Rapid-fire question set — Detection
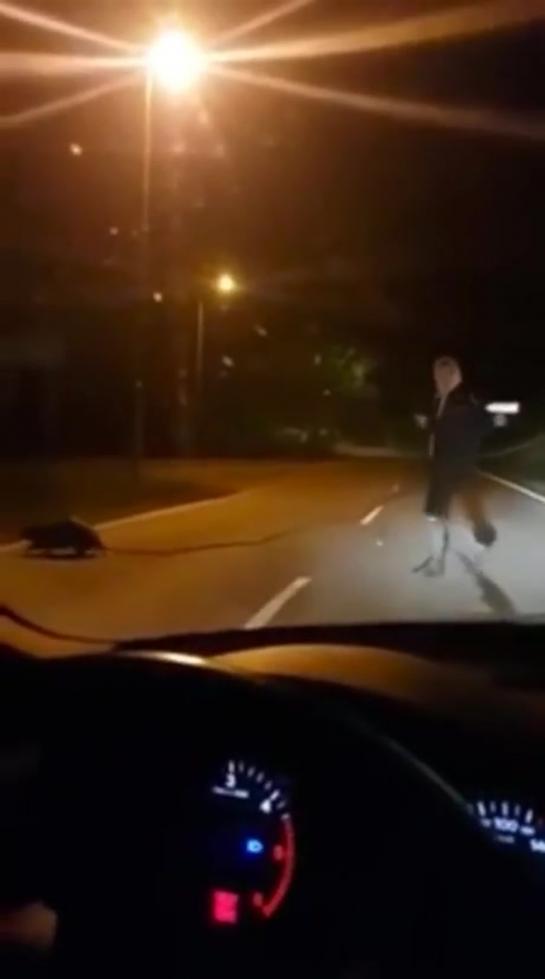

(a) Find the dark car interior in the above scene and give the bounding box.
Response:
[2,622,545,978]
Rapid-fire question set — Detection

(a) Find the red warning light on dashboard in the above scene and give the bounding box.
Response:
[211,889,239,925]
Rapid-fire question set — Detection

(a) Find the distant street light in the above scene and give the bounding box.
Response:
[215,271,238,296]
[195,272,242,450]
[486,402,520,415]
[146,29,207,93]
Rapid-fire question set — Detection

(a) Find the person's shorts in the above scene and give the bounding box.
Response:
[424,467,470,519]
[424,467,498,547]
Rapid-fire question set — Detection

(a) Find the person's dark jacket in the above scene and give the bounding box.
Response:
[431,384,491,473]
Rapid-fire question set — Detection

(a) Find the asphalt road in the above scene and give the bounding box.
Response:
[1,459,544,655]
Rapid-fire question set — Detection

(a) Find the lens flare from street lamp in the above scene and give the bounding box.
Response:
[147,29,207,92]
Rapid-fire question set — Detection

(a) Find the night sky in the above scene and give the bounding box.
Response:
[1,2,544,399]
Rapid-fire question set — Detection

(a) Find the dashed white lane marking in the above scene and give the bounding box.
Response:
[245,577,311,630]
[481,471,545,505]
[360,505,384,526]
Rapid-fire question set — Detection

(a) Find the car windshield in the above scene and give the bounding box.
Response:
[1,1,543,652]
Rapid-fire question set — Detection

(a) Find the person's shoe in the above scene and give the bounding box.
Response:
[413,555,446,576]
[474,521,497,548]
[423,555,446,577]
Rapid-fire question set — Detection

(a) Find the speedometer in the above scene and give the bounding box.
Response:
[206,759,295,927]
[471,798,545,857]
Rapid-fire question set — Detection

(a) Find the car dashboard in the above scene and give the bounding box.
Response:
[305,678,545,874]
[2,643,545,977]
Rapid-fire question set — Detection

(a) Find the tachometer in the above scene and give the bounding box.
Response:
[471,798,545,857]
[207,759,295,926]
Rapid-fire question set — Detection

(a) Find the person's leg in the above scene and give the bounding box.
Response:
[418,469,452,575]
[427,515,449,555]
[425,515,450,573]
[459,476,497,564]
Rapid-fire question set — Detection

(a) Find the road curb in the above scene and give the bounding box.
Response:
[96,491,234,531]
[0,486,256,555]
[0,541,24,555]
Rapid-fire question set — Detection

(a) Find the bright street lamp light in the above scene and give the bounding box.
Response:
[215,272,238,295]
[146,29,207,93]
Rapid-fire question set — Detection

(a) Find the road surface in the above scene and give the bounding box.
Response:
[0,459,543,654]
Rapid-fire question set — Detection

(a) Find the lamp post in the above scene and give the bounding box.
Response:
[194,273,240,451]
[131,29,208,465]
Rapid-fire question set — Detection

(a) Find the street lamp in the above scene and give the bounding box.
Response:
[215,272,238,296]
[130,29,207,466]
[146,29,207,93]
[195,273,241,450]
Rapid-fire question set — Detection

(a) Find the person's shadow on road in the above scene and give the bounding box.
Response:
[457,552,517,618]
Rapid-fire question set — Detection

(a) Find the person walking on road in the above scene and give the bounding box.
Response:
[415,356,498,577]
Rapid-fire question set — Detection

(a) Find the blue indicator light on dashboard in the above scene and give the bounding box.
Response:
[245,838,264,856]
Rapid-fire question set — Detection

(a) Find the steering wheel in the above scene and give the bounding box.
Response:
[0,650,542,979]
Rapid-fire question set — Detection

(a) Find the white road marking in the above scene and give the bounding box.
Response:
[481,471,545,505]
[360,504,384,526]
[245,576,311,630]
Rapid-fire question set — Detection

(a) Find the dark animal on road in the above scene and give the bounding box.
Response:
[21,519,105,558]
